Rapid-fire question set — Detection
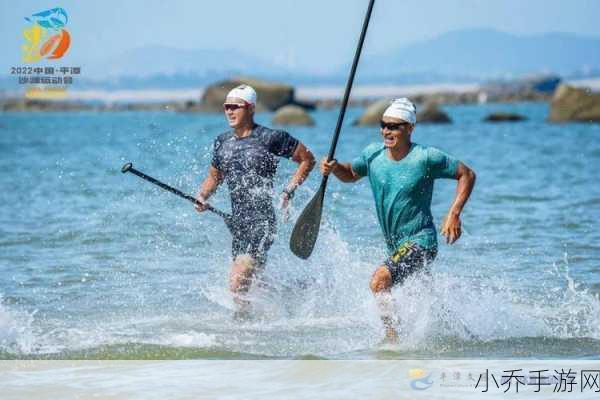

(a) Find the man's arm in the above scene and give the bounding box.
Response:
[195,165,224,212]
[321,158,362,183]
[279,142,315,212]
[441,162,476,244]
[281,143,315,206]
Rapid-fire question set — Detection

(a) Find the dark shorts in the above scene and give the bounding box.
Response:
[231,217,276,267]
[383,241,437,286]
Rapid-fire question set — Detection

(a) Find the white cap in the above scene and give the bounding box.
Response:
[225,84,257,105]
[383,98,417,124]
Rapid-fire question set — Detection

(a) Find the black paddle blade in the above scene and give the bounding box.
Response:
[290,183,326,259]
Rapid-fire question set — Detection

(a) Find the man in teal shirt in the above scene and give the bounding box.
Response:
[321,98,476,341]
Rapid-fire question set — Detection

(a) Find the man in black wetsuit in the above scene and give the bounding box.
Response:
[195,84,315,316]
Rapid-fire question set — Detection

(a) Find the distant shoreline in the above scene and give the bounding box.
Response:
[2,79,598,104]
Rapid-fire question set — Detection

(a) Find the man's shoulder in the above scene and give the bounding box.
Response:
[214,130,234,147]
[412,142,430,154]
[412,143,453,159]
[215,130,233,142]
[361,142,385,158]
[410,143,437,160]
[253,124,287,140]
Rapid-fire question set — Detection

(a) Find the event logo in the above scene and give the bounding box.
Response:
[409,368,434,390]
[22,8,71,63]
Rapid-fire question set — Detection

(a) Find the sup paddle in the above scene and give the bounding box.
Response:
[289,0,375,259]
[121,162,232,228]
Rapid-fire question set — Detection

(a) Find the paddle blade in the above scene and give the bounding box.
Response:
[290,183,326,259]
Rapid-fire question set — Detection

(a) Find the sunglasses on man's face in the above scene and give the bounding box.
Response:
[380,121,411,131]
[223,103,249,111]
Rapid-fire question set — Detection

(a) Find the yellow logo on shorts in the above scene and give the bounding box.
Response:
[391,241,413,262]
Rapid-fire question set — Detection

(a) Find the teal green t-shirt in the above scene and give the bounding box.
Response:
[351,142,459,254]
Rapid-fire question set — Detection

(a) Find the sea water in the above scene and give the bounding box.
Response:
[1,102,599,359]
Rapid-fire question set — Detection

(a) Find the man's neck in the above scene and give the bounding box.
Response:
[233,121,254,138]
[387,141,412,161]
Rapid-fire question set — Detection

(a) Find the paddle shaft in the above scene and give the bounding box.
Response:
[289,0,375,259]
[326,0,375,166]
[124,166,231,221]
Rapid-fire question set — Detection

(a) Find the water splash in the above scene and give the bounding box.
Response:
[0,294,36,354]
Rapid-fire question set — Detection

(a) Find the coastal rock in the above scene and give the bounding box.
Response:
[272,105,315,126]
[484,112,527,122]
[353,99,390,125]
[417,103,452,124]
[549,84,600,123]
[201,77,294,112]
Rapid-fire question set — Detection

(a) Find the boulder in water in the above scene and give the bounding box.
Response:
[549,84,600,123]
[417,103,452,124]
[353,99,390,126]
[272,105,315,126]
[201,77,295,112]
[484,112,527,122]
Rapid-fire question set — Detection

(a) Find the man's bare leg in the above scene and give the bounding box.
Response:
[370,266,398,342]
[229,254,258,319]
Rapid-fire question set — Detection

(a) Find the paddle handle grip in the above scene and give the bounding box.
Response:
[122,163,230,221]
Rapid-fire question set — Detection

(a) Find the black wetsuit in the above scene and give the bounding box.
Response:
[211,124,299,265]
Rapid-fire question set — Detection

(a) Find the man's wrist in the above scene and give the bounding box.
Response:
[448,209,461,217]
[282,186,296,199]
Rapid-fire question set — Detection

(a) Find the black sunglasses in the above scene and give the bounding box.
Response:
[223,103,249,111]
[380,121,411,131]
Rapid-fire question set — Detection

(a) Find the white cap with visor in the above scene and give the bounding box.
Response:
[383,98,417,125]
[225,84,257,105]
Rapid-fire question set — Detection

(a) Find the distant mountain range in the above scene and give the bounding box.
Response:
[359,28,600,81]
[2,29,600,90]
[86,45,289,79]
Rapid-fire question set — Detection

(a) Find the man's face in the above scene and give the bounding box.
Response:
[223,96,254,128]
[380,116,413,149]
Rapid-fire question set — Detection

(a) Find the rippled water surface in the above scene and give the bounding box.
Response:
[1,102,599,359]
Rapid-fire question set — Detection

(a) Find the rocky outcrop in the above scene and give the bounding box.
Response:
[484,112,527,122]
[201,77,294,112]
[549,84,600,123]
[353,99,390,125]
[417,103,452,124]
[272,105,315,126]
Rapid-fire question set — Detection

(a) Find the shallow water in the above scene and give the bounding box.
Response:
[1,102,599,359]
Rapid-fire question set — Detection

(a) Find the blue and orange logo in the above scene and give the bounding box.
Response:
[409,368,434,390]
[22,8,71,63]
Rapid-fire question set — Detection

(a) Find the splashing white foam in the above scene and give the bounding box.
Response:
[0,294,36,354]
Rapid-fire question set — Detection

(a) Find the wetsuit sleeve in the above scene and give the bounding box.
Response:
[266,130,299,158]
[210,137,223,170]
[351,144,380,177]
[351,153,368,177]
[427,147,459,179]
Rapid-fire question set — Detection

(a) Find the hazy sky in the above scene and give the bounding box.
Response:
[2,0,600,73]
